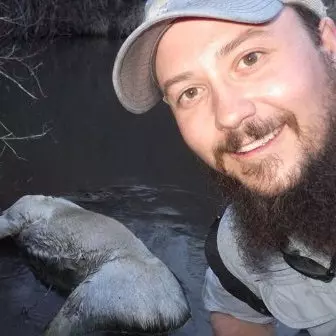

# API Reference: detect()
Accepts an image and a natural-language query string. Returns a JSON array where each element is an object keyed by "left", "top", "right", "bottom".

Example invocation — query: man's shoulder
[
  {"left": 216, "top": 205, "right": 241, "bottom": 257},
  {"left": 213, "top": 205, "right": 262, "bottom": 290},
  {"left": 217, "top": 204, "right": 236, "bottom": 235}
]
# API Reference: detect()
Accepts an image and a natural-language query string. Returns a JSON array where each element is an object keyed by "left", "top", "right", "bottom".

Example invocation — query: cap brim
[
  {"left": 112, "top": 1, "right": 284, "bottom": 114},
  {"left": 113, "top": 19, "right": 173, "bottom": 114}
]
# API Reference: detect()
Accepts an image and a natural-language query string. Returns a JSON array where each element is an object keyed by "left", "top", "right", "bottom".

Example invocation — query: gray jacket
[{"left": 203, "top": 206, "right": 336, "bottom": 336}]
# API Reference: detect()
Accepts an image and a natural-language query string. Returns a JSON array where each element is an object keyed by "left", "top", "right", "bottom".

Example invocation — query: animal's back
[{"left": 13, "top": 197, "right": 152, "bottom": 291}]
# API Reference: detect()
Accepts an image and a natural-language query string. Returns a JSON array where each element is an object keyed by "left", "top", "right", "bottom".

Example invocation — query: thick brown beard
[{"left": 209, "top": 56, "right": 336, "bottom": 272}]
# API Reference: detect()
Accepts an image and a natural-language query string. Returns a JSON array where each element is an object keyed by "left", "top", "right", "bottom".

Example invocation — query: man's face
[{"left": 155, "top": 7, "right": 336, "bottom": 196}]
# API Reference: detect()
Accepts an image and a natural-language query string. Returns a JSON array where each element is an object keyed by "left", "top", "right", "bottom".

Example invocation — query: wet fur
[{"left": 0, "top": 195, "right": 190, "bottom": 335}]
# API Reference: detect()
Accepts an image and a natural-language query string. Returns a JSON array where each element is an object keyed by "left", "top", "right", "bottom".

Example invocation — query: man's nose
[{"left": 212, "top": 86, "right": 256, "bottom": 130}]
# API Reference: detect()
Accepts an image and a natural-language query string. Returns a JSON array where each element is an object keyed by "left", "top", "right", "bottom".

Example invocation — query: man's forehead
[{"left": 155, "top": 7, "right": 306, "bottom": 91}]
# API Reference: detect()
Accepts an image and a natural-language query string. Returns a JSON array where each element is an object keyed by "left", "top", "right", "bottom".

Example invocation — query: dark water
[
  {"left": 0, "top": 37, "right": 221, "bottom": 336},
  {"left": 0, "top": 38, "right": 303, "bottom": 336}
]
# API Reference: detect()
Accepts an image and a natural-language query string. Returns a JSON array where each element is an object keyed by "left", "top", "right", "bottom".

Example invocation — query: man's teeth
[{"left": 237, "top": 128, "right": 281, "bottom": 153}]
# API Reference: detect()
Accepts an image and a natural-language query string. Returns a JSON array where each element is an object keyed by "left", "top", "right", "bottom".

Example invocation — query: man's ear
[{"left": 320, "top": 17, "right": 336, "bottom": 58}]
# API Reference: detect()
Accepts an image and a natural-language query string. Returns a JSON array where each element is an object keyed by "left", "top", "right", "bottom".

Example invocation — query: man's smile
[{"left": 232, "top": 125, "right": 284, "bottom": 157}]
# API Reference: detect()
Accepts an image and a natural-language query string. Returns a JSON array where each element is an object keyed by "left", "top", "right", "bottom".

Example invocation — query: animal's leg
[{"left": 44, "top": 256, "right": 190, "bottom": 336}]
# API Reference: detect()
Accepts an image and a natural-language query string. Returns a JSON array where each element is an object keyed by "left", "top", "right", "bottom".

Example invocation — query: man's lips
[{"left": 233, "top": 125, "right": 283, "bottom": 155}]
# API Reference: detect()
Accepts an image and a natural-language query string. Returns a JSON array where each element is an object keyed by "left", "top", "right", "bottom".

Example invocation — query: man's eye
[
  {"left": 182, "top": 87, "right": 199, "bottom": 100},
  {"left": 174, "top": 86, "right": 205, "bottom": 108},
  {"left": 238, "top": 52, "right": 262, "bottom": 69}
]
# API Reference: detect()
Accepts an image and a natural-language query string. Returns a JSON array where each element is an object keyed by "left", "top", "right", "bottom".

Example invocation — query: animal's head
[{"left": 1, "top": 195, "right": 80, "bottom": 229}]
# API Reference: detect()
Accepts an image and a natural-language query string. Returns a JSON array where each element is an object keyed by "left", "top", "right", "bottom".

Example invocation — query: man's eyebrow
[
  {"left": 162, "top": 72, "right": 193, "bottom": 97},
  {"left": 161, "top": 29, "right": 268, "bottom": 96},
  {"left": 217, "top": 28, "right": 269, "bottom": 58}
]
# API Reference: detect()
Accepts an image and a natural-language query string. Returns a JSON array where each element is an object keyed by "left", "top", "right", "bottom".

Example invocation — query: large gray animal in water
[{"left": 0, "top": 195, "right": 190, "bottom": 335}]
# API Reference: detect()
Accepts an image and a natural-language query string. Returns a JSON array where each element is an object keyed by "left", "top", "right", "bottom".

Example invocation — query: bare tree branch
[
  {"left": 2, "top": 129, "right": 50, "bottom": 141},
  {"left": 0, "top": 68, "right": 38, "bottom": 99},
  {"left": 0, "top": 40, "right": 49, "bottom": 159},
  {"left": 0, "top": 123, "right": 51, "bottom": 160}
]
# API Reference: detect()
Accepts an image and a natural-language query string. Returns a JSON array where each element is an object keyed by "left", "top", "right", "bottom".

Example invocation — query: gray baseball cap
[{"left": 112, "top": 0, "right": 327, "bottom": 114}]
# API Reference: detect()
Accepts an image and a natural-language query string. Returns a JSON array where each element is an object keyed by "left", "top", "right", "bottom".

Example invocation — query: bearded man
[{"left": 112, "top": 0, "right": 336, "bottom": 335}]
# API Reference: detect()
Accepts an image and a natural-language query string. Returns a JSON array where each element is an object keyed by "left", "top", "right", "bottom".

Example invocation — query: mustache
[{"left": 214, "top": 112, "right": 299, "bottom": 156}]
